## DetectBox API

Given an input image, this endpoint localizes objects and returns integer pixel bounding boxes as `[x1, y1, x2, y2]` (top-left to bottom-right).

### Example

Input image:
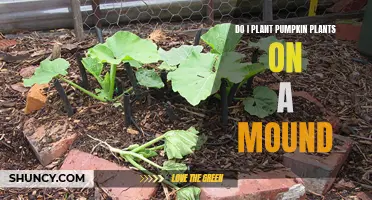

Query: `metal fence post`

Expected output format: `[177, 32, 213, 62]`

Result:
[70, 0, 85, 41]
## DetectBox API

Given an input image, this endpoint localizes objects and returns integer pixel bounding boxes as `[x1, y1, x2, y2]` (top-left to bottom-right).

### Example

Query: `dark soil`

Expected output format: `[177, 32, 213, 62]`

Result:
[0, 25, 371, 200]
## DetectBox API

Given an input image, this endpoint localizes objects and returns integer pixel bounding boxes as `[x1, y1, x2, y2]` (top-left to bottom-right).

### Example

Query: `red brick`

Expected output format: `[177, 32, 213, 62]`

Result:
[336, 23, 362, 41]
[199, 165, 306, 200]
[23, 118, 77, 166]
[60, 149, 157, 200]
[283, 134, 353, 194]
[357, 192, 372, 200]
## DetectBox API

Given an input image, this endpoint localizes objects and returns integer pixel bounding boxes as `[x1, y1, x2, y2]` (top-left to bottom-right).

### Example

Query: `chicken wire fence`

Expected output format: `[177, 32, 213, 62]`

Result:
[77, 0, 366, 32]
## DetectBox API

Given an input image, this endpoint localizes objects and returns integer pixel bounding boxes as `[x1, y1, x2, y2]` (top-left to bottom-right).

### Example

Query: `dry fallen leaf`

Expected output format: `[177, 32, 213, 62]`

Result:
[148, 29, 166, 43]
[127, 127, 139, 135]
[11, 82, 28, 93]
[62, 43, 78, 51]
[19, 66, 37, 78]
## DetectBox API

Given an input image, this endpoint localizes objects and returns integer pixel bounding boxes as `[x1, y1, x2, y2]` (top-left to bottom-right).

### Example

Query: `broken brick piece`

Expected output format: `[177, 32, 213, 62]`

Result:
[356, 192, 372, 200]
[23, 118, 77, 166]
[24, 83, 48, 114]
[60, 149, 157, 200]
[283, 134, 353, 195]
[0, 39, 17, 51]
[199, 165, 306, 200]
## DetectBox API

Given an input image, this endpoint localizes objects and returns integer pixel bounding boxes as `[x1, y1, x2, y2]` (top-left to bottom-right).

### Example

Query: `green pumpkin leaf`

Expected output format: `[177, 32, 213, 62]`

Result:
[135, 68, 164, 89]
[164, 128, 199, 159]
[23, 58, 70, 87]
[88, 31, 160, 64]
[168, 50, 252, 105]
[201, 23, 242, 54]
[158, 62, 177, 71]
[88, 44, 121, 65]
[176, 187, 201, 200]
[81, 57, 104, 81]
[159, 45, 203, 66]
[243, 63, 267, 80]
[243, 86, 278, 118]
[249, 36, 285, 53]
[167, 52, 220, 106]
[128, 60, 142, 68]
[217, 52, 251, 83]
[162, 160, 187, 173]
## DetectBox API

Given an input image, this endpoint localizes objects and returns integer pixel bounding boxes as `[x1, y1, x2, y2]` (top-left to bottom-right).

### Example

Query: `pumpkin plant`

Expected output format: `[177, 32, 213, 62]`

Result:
[23, 31, 164, 101]
[88, 127, 202, 200]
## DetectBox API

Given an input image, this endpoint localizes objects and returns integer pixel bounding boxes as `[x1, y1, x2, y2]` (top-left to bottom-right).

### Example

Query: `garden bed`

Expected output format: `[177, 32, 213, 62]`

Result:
[0, 25, 371, 199]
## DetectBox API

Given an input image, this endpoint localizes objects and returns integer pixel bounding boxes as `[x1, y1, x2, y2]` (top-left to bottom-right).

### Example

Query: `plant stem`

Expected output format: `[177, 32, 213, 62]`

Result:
[131, 134, 167, 153]
[227, 83, 239, 106]
[220, 79, 228, 127]
[58, 76, 107, 102]
[113, 87, 133, 102]
[120, 150, 164, 169]
[86, 134, 179, 190]
[108, 64, 117, 100]
[148, 145, 164, 151]
[122, 154, 179, 189]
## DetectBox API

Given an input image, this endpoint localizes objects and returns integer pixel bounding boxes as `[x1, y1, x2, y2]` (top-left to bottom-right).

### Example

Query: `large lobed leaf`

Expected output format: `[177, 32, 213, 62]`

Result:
[167, 50, 252, 106]
[159, 45, 203, 67]
[243, 86, 278, 118]
[167, 52, 220, 106]
[164, 127, 199, 160]
[23, 58, 70, 87]
[201, 23, 242, 54]
[176, 187, 201, 200]
[135, 68, 164, 89]
[216, 52, 252, 83]
[88, 31, 160, 65]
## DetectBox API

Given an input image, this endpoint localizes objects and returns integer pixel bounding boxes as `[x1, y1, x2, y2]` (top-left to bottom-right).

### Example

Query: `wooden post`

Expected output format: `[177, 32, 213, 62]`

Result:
[207, 0, 214, 25]
[70, 0, 84, 41]
[263, 0, 273, 21]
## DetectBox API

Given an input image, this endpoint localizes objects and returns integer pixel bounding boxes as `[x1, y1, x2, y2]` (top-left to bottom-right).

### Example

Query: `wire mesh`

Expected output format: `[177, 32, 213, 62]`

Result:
[78, 0, 367, 32]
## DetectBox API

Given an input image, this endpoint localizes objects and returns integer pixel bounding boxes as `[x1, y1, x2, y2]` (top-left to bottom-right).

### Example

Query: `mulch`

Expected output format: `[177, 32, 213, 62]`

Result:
[0, 23, 371, 200]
